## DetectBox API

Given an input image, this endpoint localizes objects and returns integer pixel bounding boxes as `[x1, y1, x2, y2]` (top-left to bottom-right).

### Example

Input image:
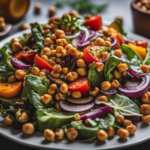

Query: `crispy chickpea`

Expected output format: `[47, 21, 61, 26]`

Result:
[56, 58, 62, 63]
[140, 104, 150, 115]
[39, 72, 46, 77]
[56, 52, 62, 57]
[111, 80, 120, 89]
[7, 75, 16, 83]
[66, 127, 78, 141]
[77, 68, 87, 76]
[69, 47, 77, 55]
[12, 42, 23, 53]
[41, 69, 46, 73]
[60, 83, 68, 94]
[67, 72, 78, 82]
[122, 71, 127, 77]
[101, 52, 109, 60]
[31, 67, 40, 76]
[4, 116, 13, 126]
[51, 50, 56, 56]
[11, 37, 20, 45]
[50, 34, 57, 41]
[44, 129, 55, 142]
[41, 94, 53, 105]
[15, 69, 26, 80]
[99, 96, 108, 103]
[116, 115, 124, 123]
[44, 38, 53, 46]
[113, 70, 121, 79]
[91, 87, 100, 96]
[44, 24, 51, 29]
[49, 6, 56, 16]
[101, 81, 111, 91]
[142, 115, 150, 123]
[35, 3, 41, 13]
[50, 71, 60, 78]
[70, 10, 79, 17]
[22, 123, 34, 135]
[53, 64, 62, 73]
[114, 49, 123, 58]
[140, 65, 149, 73]
[41, 48, 51, 57]
[97, 130, 108, 142]
[74, 114, 81, 121]
[55, 101, 62, 111]
[17, 112, 28, 121]
[48, 59, 56, 66]
[50, 56, 56, 61]
[117, 63, 128, 73]
[142, 92, 150, 104]
[104, 41, 111, 47]
[0, 22, 6, 31]
[21, 23, 30, 30]
[72, 91, 82, 99]
[76, 52, 84, 59]
[76, 59, 86, 68]
[117, 128, 129, 140]
[48, 89, 56, 95]
[55, 30, 65, 38]
[95, 62, 104, 72]
[42, 29, 50, 35]
[106, 127, 115, 138]
[126, 124, 137, 135]
[50, 84, 57, 90]
[55, 128, 64, 141]
[67, 91, 72, 97]
[65, 44, 73, 53]
[62, 67, 69, 75]
[41, 55, 48, 62]
[94, 37, 105, 46]
[123, 119, 132, 127]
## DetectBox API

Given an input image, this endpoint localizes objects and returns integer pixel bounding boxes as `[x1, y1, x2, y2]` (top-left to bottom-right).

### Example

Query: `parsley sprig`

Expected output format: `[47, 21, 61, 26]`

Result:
[54, 15, 80, 31]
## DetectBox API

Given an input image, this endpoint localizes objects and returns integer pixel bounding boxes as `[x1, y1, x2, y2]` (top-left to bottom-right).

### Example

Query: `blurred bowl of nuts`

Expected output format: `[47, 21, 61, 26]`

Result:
[131, 0, 150, 38]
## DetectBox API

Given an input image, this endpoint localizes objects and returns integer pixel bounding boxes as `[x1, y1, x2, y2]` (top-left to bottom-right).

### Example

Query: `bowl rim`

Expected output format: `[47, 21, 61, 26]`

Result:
[131, 0, 150, 15]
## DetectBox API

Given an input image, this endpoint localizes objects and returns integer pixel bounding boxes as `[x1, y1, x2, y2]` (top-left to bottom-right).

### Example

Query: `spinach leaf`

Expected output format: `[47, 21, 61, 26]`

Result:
[88, 61, 104, 88]
[19, 33, 28, 46]
[21, 75, 50, 102]
[35, 108, 76, 131]
[104, 55, 121, 81]
[121, 44, 143, 73]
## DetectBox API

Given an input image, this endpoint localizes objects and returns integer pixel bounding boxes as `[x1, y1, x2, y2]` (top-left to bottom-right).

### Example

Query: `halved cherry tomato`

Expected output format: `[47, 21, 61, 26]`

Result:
[34, 54, 53, 71]
[13, 51, 24, 61]
[49, 17, 61, 25]
[23, 50, 36, 64]
[68, 77, 91, 97]
[136, 40, 147, 48]
[116, 33, 126, 44]
[83, 46, 101, 65]
[85, 15, 102, 31]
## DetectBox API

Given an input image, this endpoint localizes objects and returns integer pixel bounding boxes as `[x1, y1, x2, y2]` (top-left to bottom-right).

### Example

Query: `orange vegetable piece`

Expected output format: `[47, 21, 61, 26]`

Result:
[0, 82, 22, 98]
[128, 43, 146, 60]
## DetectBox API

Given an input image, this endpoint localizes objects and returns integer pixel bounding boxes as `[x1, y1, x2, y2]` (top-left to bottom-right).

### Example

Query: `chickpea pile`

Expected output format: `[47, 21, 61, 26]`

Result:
[136, 0, 150, 12]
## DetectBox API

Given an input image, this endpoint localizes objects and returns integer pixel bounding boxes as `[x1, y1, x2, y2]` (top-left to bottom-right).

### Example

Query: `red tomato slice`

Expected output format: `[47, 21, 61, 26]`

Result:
[13, 51, 24, 61]
[83, 46, 100, 65]
[136, 40, 147, 48]
[85, 15, 102, 31]
[23, 50, 36, 64]
[49, 17, 61, 24]
[68, 77, 91, 97]
[34, 54, 53, 71]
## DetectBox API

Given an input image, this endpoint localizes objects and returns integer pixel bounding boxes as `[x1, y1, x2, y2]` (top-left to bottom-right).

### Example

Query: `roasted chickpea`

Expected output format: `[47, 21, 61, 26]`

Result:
[44, 38, 53, 46]
[101, 52, 109, 60]
[116, 115, 124, 123]
[55, 101, 62, 111]
[69, 47, 77, 55]
[76, 52, 84, 59]
[113, 70, 121, 79]
[76, 59, 86, 68]
[4, 116, 13, 126]
[15, 69, 26, 80]
[94, 37, 105, 46]
[31, 67, 40, 76]
[51, 50, 56, 56]
[49, 6, 56, 16]
[99, 96, 108, 103]
[41, 94, 53, 105]
[74, 114, 81, 121]
[114, 49, 123, 58]
[53, 64, 62, 73]
[117, 63, 128, 73]
[111, 80, 120, 89]
[56, 58, 62, 63]
[104, 41, 111, 47]
[126, 124, 137, 135]
[55, 30, 65, 38]
[12, 42, 23, 53]
[142, 92, 150, 104]
[85, 119, 89, 124]
[35, 3, 41, 13]
[48, 89, 56, 95]
[55, 128, 64, 141]
[42, 29, 50, 35]
[77, 68, 87, 76]
[101, 81, 111, 91]
[140, 65, 149, 73]
[22, 123, 34, 135]
[117, 128, 129, 140]
[70, 10, 79, 17]
[50, 84, 57, 90]
[0, 22, 6, 31]
[7, 75, 16, 83]
[67, 72, 78, 82]
[66, 127, 78, 141]
[123, 119, 132, 127]
[72, 91, 82, 99]
[41, 48, 51, 57]
[140, 104, 150, 115]
[21, 23, 30, 30]
[44, 129, 55, 142]
[40, 69, 46, 73]
[39, 72, 46, 77]
[11, 37, 20, 45]
[122, 71, 127, 77]
[16, 111, 28, 121]
[142, 115, 150, 123]
[62, 67, 69, 75]
[65, 44, 73, 52]
[95, 62, 104, 72]
[91, 87, 100, 96]
[0, 17, 5, 23]
[67, 91, 72, 97]
[60, 83, 68, 94]
[41, 55, 48, 62]
[97, 130, 108, 142]
[50, 71, 60, 78]
[106, 127, 115, 138]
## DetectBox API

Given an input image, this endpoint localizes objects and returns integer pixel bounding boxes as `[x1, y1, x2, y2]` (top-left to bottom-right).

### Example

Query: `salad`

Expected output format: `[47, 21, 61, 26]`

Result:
[0, 13, 150, 143]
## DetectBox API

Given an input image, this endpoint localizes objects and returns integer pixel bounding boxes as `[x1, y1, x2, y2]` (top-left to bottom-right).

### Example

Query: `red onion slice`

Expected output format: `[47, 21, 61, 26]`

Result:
[11, 57, 31, 69]
[100, 88, 118, 95]
[124, 114, 141, 122]
[80, 106, 111, 121]
[88, 30, 96, 40]
[111, 38, 118, 50]
[123, 36, 135, 44]
[59, 100, 94, 113]
[118, 75, 149, 98]
[65, 31, 81, 39]
[77, 40, 90, 49]
[94, 94, 106, 106]
[129, 69, 142, 80]
[100, 53, 110, 64]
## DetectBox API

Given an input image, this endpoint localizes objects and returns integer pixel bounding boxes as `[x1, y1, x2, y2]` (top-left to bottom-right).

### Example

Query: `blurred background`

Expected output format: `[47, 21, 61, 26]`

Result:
[0, 0, 150, 150]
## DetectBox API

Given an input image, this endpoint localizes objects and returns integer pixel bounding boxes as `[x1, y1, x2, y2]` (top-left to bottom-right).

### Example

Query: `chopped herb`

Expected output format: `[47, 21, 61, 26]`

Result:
[60, 74, 66, 79]
[23, 69, 30, 75]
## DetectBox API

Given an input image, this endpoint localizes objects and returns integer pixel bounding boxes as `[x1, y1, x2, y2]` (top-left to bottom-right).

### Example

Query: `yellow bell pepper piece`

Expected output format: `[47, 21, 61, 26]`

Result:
[128, 43, 146, 60]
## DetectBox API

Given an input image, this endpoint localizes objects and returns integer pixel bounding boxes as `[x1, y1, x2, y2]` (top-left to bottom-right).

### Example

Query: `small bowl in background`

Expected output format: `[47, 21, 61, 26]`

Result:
[131, 0, 150, 39]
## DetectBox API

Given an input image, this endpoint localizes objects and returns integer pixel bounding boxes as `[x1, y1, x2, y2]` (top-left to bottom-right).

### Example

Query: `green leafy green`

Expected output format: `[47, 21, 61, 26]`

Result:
[21, 75, 50, 102]
[19, 33, 28, 46]
[88, 61, 104, 88]
[104, 55, 121, 81]
[35, 108, 76, 131]
[143, 47, 150, 69]
[89, 46, 111, 55]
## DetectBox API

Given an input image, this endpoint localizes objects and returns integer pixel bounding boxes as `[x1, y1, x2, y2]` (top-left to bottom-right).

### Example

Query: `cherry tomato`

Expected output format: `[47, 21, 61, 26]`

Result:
[83, 46, 101, 65]
[23, 50, 36, 64]
[34, 54, 53, 71]
[68, 77, 91, 97]
[85, 15, 102, 31]
[136, 40, 147, 48]
[49, 17, 61, 25]
[13, 51, 24, 61]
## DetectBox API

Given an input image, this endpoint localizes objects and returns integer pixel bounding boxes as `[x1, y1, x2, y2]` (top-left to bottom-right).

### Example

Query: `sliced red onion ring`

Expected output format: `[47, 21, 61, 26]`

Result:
[77, 40, 90, 49]
[111, 38, 118, 50]
[88, 30, 96, 40]
[65, 31, 81, 39]
[11, 57, 31, 69]
[124, 114, 141, 122]
[66, 96, 94, 104]
[123, 36, 135, 44]
[100, 53, 110, 64]
[79, 25, 90, 43]
[79, 33, 86, 44]
[59, 100, 94, 113]
[100, 88, 118, 95]
[118, 75, 149, 98]
[80, 106, 111, 121]
[94, 94, 105, 106]
[129, 69, 142, 80]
